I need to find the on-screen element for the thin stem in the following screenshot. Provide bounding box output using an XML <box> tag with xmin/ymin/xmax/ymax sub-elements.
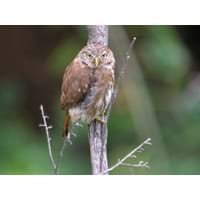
<box><xmin>39</xmin><ymin>105</ymin><xmax>56</xmax><ymax>170</ymax></box>
<box><xmin>101</xmin><ymin>138</ymin><xmax>152</xmax><ymax>175</ymax></box>
<box><xmin>54</xmin><ymin>136</ymin><xmax>69</xmax><ymax>174</ymax></box>
<box><xmin>107</xmin><ymin>37</ymin><xmax>137</xmax><ymax>118</ymax></box>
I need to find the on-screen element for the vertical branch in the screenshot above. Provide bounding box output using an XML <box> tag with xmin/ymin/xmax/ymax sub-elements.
<box><xmin>87</xmin><ymin>26</ymin><xmax>136</xmax><ymax>175</ymax></box>
<box><xmin>39</xmin><ymin>105</ymin><xmax>56</xmax><ymax>170</ymax></box>
<box><xmin>88</xmin><ymin>120</ymin><xmax>108</xmax><ymax>174</ymax></box>
<box><xmin>87</xmin><ymin>25</ymin><xmax>108</xmax><ymax>46</ymax></box>
<box><xmin>87</xmin><ymin>25</ymin><xmax>109</xmax><ymax>175</ymax></box>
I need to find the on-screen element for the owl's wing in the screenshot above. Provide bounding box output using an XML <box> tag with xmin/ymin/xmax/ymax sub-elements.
<box><xmin>60</xmin><ymin>60</ymin><xmax>92</xmax><ymax>110</ymax></box>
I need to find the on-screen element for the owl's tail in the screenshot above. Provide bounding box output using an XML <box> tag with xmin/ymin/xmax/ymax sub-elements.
<box><xmin>63</xmin><ymin>113</ymin><xmax>71</xmax><ymax>137</ymax></box>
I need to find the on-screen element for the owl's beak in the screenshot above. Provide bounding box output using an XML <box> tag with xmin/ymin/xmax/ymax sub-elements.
<box><xmin>94</xmin><ymin>57</ymin><xmax>100</xmax><ymax>67</ymax></box>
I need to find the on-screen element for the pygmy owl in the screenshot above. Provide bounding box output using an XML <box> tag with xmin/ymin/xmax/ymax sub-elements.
<box><xmin>60</xmin><ymin>43</ymin><xmax>115</xmax><ymax>137</ymax></box>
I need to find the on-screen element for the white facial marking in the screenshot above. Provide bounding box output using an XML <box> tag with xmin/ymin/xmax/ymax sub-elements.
<box><xmin>103</xmin><ymin>64</ymin><xmax>113</xmax><ymax>70</ymax></box>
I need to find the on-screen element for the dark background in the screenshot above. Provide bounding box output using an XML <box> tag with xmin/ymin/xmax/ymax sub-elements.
<box><xmin>0</xmin><ymin>25</ymin><xmax>200</xmax><ymax>174</ymax></box>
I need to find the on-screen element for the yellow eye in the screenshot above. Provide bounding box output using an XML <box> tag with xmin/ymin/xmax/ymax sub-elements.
<box><xmin>86</xmin><ymin>53</ymin><xmax>92</xmax><ymax>59</ymax></box>
<box><xmin>101</xmin><ymin>53</ymin><xmax>108</xmax><ymax>59</ymax></box>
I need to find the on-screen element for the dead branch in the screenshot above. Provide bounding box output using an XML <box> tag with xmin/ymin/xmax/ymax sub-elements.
<box><xmin>100</xmin><ymin>138</ymin><xmax>152</xmax><ymax>175</ymax></box>
<box><xmin>54</xmin><ymin>136</ymin><xmax>70</xmax><ymax>174</ymax></box>
<box><xmin>107</xmin><ymin>36</ymin><xmax>136</xmax><ymax>118</ymax></box>
<box><xmin>121</xmin><ymin>161</ymin><xmax>150</xmax><ymax>168</ymax></box>
<box><xmin>39</xmin><ymin>105</ymin><xmax>56</xmax><ymax>170</ymax></box>
<box><xmin>39</xmin><ymin>104</ymin><xmax>75</xmax><ymax>175</ymax></box>
<box><xmin>88</xmin><ymin>25</ymin><xmax>109</xmax><ymax>175</ymax></box>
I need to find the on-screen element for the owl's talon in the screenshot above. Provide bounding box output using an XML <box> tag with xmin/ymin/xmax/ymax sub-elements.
<box><xmin>66</xmin><ymin>138</ymin><xmax>73</xmax><ymax>145</ymax></box>
<box><xmin>65</xmin><ymin>133</ymin><xmax>73</xmax><ymax>145</ymax></box>
<box><xmin>95</xmin><ymin>115</ymin><xmax>107</xmax><ymax>124</ymax></box>
<box><xmin>75</xmin><ymin>122</ymin><xmax>83</xmax><ymax>128</ymax></box>
<box><xmin>71</xmin><ymin>132</ymin><xmax>77</xmax><ymax>138</ymax></box>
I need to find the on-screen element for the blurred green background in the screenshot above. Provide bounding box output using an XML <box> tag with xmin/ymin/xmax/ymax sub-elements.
<box><xmin>0</xmin><ymin>25</ymin><xmax>200</xmax><ymax>174</ymax></box>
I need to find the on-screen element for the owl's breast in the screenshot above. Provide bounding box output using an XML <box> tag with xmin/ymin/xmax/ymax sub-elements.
<box><xmin>69</xmin><ymin>66</ymin><xmax>114</xmax><ymax>124</ymax></box>
<box><xmin>69</xmin><ymin>82</ymin><xmax>113</xmax><ymax>124</ymax></box>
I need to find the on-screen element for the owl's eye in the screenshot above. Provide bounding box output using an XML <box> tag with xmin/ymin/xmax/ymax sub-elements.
<box><xmin>86</xmin><ymin>53</ymin><xmax>93</xmax><ymax>59</ymax></box>
<box><xmin>101</xmin><ymin>53</ymin><xmax>108</xmax><ymax>59</ymax></box>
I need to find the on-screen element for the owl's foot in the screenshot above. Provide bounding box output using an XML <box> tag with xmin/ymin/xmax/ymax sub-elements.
<box><xmin>71</xmin><ymin>132</ymin><xmax>77</xmax><ymax>138</ymax></box>
<box><xmin>65</xmin><ymin>131</ymin><xmax>78</xmax><ymax>145</ymax></box>
<box><xmin>66</xmin><ymin>134</ymin><xmax>73</xmax><ymax>145</ymax></box>
<box><xmin>95</xmin><ymin>115</ymin><xmax>107</xmax><ymax>124</ymax></box>
<box><xmin>75</xmin><ymin>122</ymin><xmax>83</xmax><ymax>128</ymax></box>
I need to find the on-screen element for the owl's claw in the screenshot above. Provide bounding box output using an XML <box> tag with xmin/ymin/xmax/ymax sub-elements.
<box><xmin>95</xmin><ymin>115</ymin><xmax>107</xmax><ymax>124</ymax></box>
<box><xmin>65</xmin><ymin>133</ymin><xmax>73</xmax><ymax>145</ymax></box>
<box><xmin>66</xmin><ymin>138</ymin><xmax>73</xmax><ymax>145</ymax></box>
<box><xmin>71</xmin><ymin>132</ymin><xmax>77</xmax><ymax>138</ymax></box>
<box><xmin>75</xmin><ymin>122</ymin><xmax>83</xmax><ymax>128</ymax></box>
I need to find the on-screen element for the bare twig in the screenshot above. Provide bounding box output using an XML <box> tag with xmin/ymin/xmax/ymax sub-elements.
<box><xmin>39</xmin><ymin>105</ymin><xmax>56</xmax><ymax>170</ymax></box>
<box><xmin>107</xmin><ymin>36</ymin><xmax>137</xmax><ymax>118</ymax></box>
<box><xmin>39</xmin><ymin>104</ymin><xmax>76</xmax><ymax>175</ymax></box>
<box><xmin>100</xmin><ymin>138</ymin><xmax>152</xmax><ymax>175</ymax></box>
<box><xmin>121</xmin><ymin>161</ymin><xmax>150</xmax><ymax>168</ymax></box>
<box><xmin>116</xmin><ymin>37</ymin><xmax>137</xmax><ymax>88</ymax></box>
<box><xmin>54</xmin><ymin>136</ymin><xmax>69</xmax><ymax>174</ymax></box>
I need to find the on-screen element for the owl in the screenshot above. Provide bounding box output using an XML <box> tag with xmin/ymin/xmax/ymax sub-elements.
<box><xmin>60</xmin><ymin>43</ymin><xmax>115</xmax><ymax>137</ymax></box>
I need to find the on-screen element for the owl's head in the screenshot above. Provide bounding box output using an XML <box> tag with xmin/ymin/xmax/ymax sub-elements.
<box><xmin>79</xmin><ymin>43</ymin><xmax>115</xmax><ymax>69</ymax></box>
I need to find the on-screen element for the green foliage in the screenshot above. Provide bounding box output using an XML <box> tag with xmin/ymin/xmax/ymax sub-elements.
<box><xmin>140</xmin><ymin>26</ymin><xmax>190</xmax><ymax>84</ymax></box>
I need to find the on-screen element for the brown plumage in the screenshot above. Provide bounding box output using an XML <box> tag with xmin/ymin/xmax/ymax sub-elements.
<box><xmin>60</xmin><ymin>43</ymin><xmax>115</xmax><ymax>137</ymax></box>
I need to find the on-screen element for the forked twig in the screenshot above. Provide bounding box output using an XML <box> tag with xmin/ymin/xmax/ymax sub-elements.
<box><xmin>39</xmin><ymin>104</ymin><xmax>75</xmax><ymax>174</ymax></box>
<box><xmin>39</xmin><ymin>105</ymin><xmax>56</xmax><ymax>170</ymax></box>
<box><xmin>100</xmin><ymin>138</ymin><xmax>152</xmax><ymax>175</ymax></box>
<box><xmin>121</xmin><ymin>161</ymin><xmax>150</xmax><ymax>168</ymax></box>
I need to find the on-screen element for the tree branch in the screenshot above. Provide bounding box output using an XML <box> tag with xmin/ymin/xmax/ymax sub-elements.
<box><xmin>121</xmin><ymin>161</ymin><xmax>150</xmax><ymax>168</ymax></box>
<box><xmin>107</xmin><ymin>36</ymin><xmax>136</xmax><ymax>118</ymax></box>
<box><xmin>88</xmin><ymin>25</ymin><xmax>108</xmax><ymax>46</ymax></box>
<box><xmin>100</xmin><ymin>138</ymin><xmax>152</xmax><ymax>175</ymax></box>
<box><xmin>39</xmin><ymin>104</ymin><xmax>74</xmax><ymax>175</ymax></box>
<box><xmin>87</xmin><ymin>26</ymin><xmax>137</xmax><ymax>175</ymax></box>
<box><xmin>54</xmin><ymin>136</ymin><xmax>70</xmax><ymax>174</ymax></box>
<box><xmin>39</xmin><ymin>105</ymin><xmax>56</xmax><ymax>170</ymax></box>
<box><xmin>88</xmin><ymin>25</ymin><xmax>109</xmax><ymax>175</ymax></box>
